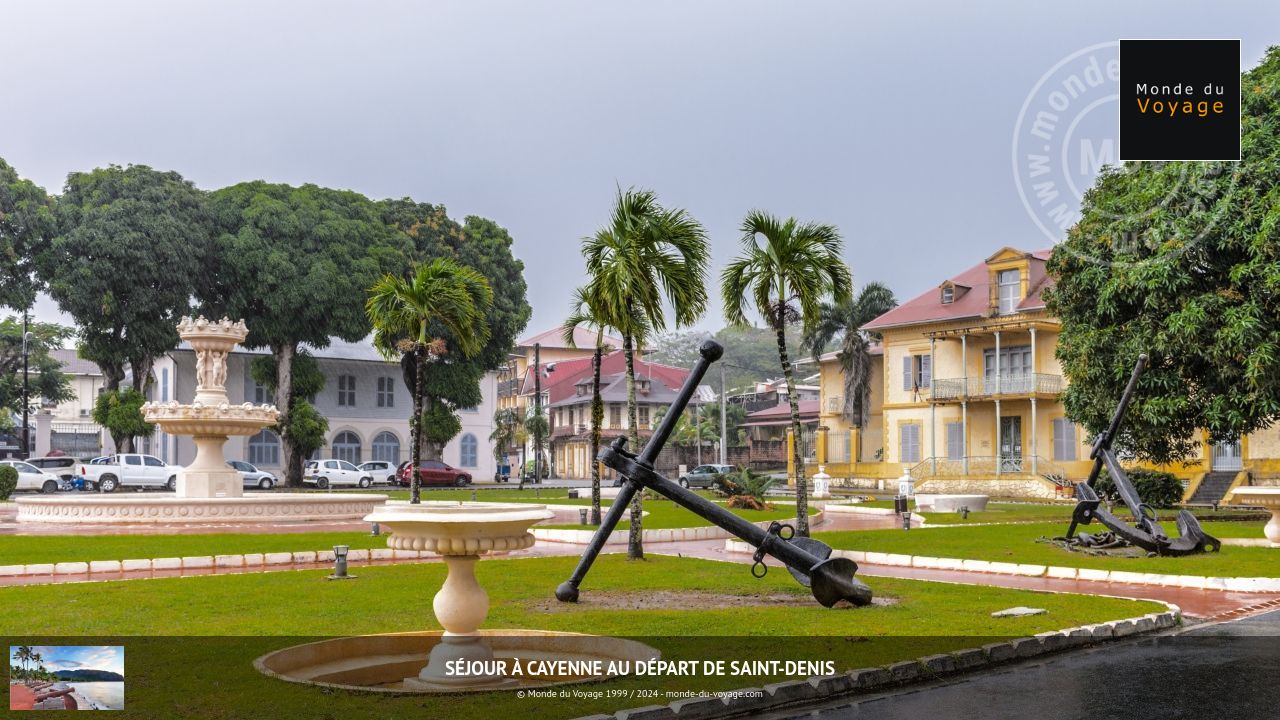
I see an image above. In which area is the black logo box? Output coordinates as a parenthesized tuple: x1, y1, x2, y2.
(1119, 39, 1240, 161)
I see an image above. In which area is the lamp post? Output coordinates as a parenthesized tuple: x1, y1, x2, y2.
(21, 312, 32, 459)
(328, 544, 355, 580)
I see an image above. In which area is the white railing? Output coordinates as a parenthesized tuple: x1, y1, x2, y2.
(908, 455, 1065, 480)
(930, 373, 1064, 401)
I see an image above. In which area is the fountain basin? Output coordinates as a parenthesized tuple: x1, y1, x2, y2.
(1226, 487, 1280, 545)
(15, 492, 387, 524)
(255, 630, 661, 694)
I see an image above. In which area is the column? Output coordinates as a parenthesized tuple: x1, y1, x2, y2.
(816, 427, 828, 466)
(961, 333, 969, 476)
(930, 337, 937, 475)
(994, 331, 1001, 478)
(961, 401, 969, 475)
(1031, 396, 1039, 475)
(786, 428, 796, 488)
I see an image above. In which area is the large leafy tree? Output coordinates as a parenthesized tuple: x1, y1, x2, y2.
(1047, 48, 1280, 464)
(201, 182, 411, 485)
(42, 164, 209, 400)
(93, 388, 155, 454)
(0, 317, 73, 429)
(802, 281, 897, 456)
(379, 200, 530, 461)
(582, 187, 708, 560)
(562, 285, 619, 525)
(0, 158, 55, 312)
(367, 258, 492, 504)
(250, 352, 329, 464)
(722, 211, 852, 536)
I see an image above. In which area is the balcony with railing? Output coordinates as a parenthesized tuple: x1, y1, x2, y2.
(908, 455, 1069, 483)
(929, 373, 1063, 402)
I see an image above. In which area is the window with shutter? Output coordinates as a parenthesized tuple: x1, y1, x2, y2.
(919, 355, 931, 388)
(946, 421, 964, 460)
(902, 355, 913, 390)
(1053, 418, 1077, 461)
(899, 424, 921, 463)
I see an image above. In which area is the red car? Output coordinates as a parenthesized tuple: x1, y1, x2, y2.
(397, 460, 473, 487)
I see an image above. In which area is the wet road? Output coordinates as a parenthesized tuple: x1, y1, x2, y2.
(770, 610, 1280, 720)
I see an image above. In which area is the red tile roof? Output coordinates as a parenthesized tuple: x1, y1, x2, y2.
(862, 247, 1053, 331)
(743, 399, 820, 425)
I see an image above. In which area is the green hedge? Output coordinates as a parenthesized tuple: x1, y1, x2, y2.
(0, 464, 17, 501)
(1095, 467, 1183, 508)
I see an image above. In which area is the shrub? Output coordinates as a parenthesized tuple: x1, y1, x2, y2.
(714, 468, 776, 511)
(0, 464, 17, 501)
(1094, 467, 1183, 508)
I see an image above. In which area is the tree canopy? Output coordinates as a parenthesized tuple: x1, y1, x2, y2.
(0, 317, 73, 428)
(0, 158, 55, 312)
(41, 164, 209, 391)
(1046, 47, 1280, 464)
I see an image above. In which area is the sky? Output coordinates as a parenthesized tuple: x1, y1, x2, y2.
(9, 645, 125, 676)
(3, 1, 1276, 337)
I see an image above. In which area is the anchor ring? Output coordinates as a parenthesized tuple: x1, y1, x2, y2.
(751, 561, 768, 578)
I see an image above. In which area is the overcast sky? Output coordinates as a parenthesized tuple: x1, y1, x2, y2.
(4, 1, 1276, 337)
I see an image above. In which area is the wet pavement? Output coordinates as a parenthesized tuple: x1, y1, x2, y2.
(767, 609, 1280, 720)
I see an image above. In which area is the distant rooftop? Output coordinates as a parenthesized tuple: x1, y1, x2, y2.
(517, 325, 623, 351)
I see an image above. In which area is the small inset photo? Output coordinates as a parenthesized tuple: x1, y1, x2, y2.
(9, 646, 124, 711)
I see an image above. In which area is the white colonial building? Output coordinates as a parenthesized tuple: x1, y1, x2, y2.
(46, 339, 499, 481)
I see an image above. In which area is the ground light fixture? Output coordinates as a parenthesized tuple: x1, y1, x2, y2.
(902, 510, 913, 531)
(328, 544, 355, 580)
(579, 508, 589, 525)
(961, 505, 970, 520)
(370, 522, 380, 536)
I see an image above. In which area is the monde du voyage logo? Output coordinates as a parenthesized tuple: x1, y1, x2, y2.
(1120, 39, 1241, 161)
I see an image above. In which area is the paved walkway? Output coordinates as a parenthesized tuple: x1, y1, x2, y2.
(763, 608, 1280, 719)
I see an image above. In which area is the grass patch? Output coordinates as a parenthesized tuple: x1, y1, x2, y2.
(854, 500, 1265, 526)
(817, 521, 1276, 576)
(0, 531, 386, 565)
(0, 555, 1162, 719)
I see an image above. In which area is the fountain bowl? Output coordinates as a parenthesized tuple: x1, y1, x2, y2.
(1226, 487, 1280, 545)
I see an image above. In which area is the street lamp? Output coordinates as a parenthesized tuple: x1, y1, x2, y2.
(327, 544, 355, 580)
(21, 312, 33, 459)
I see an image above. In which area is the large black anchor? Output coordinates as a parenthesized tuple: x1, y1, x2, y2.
(555, 340, 873, 608)
(1063, 354, 1220, 556)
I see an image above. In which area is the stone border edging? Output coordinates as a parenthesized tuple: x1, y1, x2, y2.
(0, 547, 431, 579)
(577, 606, 1181, 720)
(723, 539, 1280, 592)
(534, 510, 825, 546)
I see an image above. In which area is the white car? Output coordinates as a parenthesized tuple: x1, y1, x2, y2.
(303, 459, 373, 489)
(358, 460, 398, 485)
(79, 454, 181, 492)
(227, 460, 276, 490)
(1, 459, 62, 494)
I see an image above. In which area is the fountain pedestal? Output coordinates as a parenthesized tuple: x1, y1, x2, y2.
(363, 501, 553, 690)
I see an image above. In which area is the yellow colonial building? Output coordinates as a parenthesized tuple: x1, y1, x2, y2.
(810, 246, 1280, 501)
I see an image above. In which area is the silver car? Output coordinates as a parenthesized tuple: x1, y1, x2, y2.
(678, 463, 735, 489)
(358, 460, 398, 485)
(227, 460, 276, 490)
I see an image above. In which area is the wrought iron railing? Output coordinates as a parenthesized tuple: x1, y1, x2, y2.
(930, 373, 1064, 401)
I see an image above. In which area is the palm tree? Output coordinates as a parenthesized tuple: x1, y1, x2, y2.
(367, 258, 493, 504)
(582, 187, 709, 559)
(562, 286, 618, 525)
(15, 646, 32, 682)
(802, 282, 897, 460)
(489, 408, 520, 473)
(722, 210, 852, 537)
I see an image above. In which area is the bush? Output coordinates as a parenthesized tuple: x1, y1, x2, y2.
(0, 464, 17, 501)
(712, 468, 776, 511)
(1094, 467, 1183, 508)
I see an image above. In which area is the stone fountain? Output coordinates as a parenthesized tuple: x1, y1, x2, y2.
(16, 317, 387, 525)
(1226, 487, 1280, 546)
(255, 501, 659, 693)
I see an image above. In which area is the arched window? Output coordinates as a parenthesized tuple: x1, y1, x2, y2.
(460, 433, 478, 468)
(248, 429, 281, 467)
(332, 431, 362, 464)
(371, 431, 400, 464)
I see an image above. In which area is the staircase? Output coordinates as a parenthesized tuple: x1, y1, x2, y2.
(1188, 471, 1239, 505)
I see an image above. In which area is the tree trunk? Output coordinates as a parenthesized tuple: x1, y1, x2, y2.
(410, 346, 426, 504)
(274, 342, 304, 487)
(130, 355, 155, 397)
(590, 344, 603, 525)
(623, 334, 643, 560)
(776, 320, 810, 537)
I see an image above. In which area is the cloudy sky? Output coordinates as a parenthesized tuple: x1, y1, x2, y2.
(9, 645, 124, 675)
(3, 1, 1276, 336)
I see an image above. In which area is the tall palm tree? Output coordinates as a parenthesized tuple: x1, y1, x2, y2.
(722, 211, 852, 537)
(562, 285, 618, 526)
(367, 258, 493, 504)
(15, 646, 32, 682)
(802, 282, 897, 460)
(582, 187, 709, 559)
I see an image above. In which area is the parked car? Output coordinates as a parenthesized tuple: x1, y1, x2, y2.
(678, 463, 735, 489)
(0, 459, 62, 494)
(23, 456, 79, 481)
(358, 460, 398, 485)
(397, 460, 472, 487)
(304, 459, 374, 489)
(78, 454, 180, 492)
(227, 460, 275, 490)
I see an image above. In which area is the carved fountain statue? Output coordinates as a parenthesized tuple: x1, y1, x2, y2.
(16, 317, 387, 525)
(142, 316, 280, 498)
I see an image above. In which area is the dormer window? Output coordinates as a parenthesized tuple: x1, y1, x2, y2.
(941, 286, 954, 304)
(997, 269, 1021, 314)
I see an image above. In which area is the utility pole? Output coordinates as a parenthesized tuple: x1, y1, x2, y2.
(719, 362, 727, 465)
(533, 342, 542, 484)
(21, 311, 31, 459)
(694, 397, 702, 466)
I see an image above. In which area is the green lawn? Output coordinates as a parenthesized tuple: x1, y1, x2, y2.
(854, 500, 1266, 526)
(541, 497, 799, 530)
(0, 531, 387, 565)
(817, 521, 1277, 577)
(0, 554, 1164, 719)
